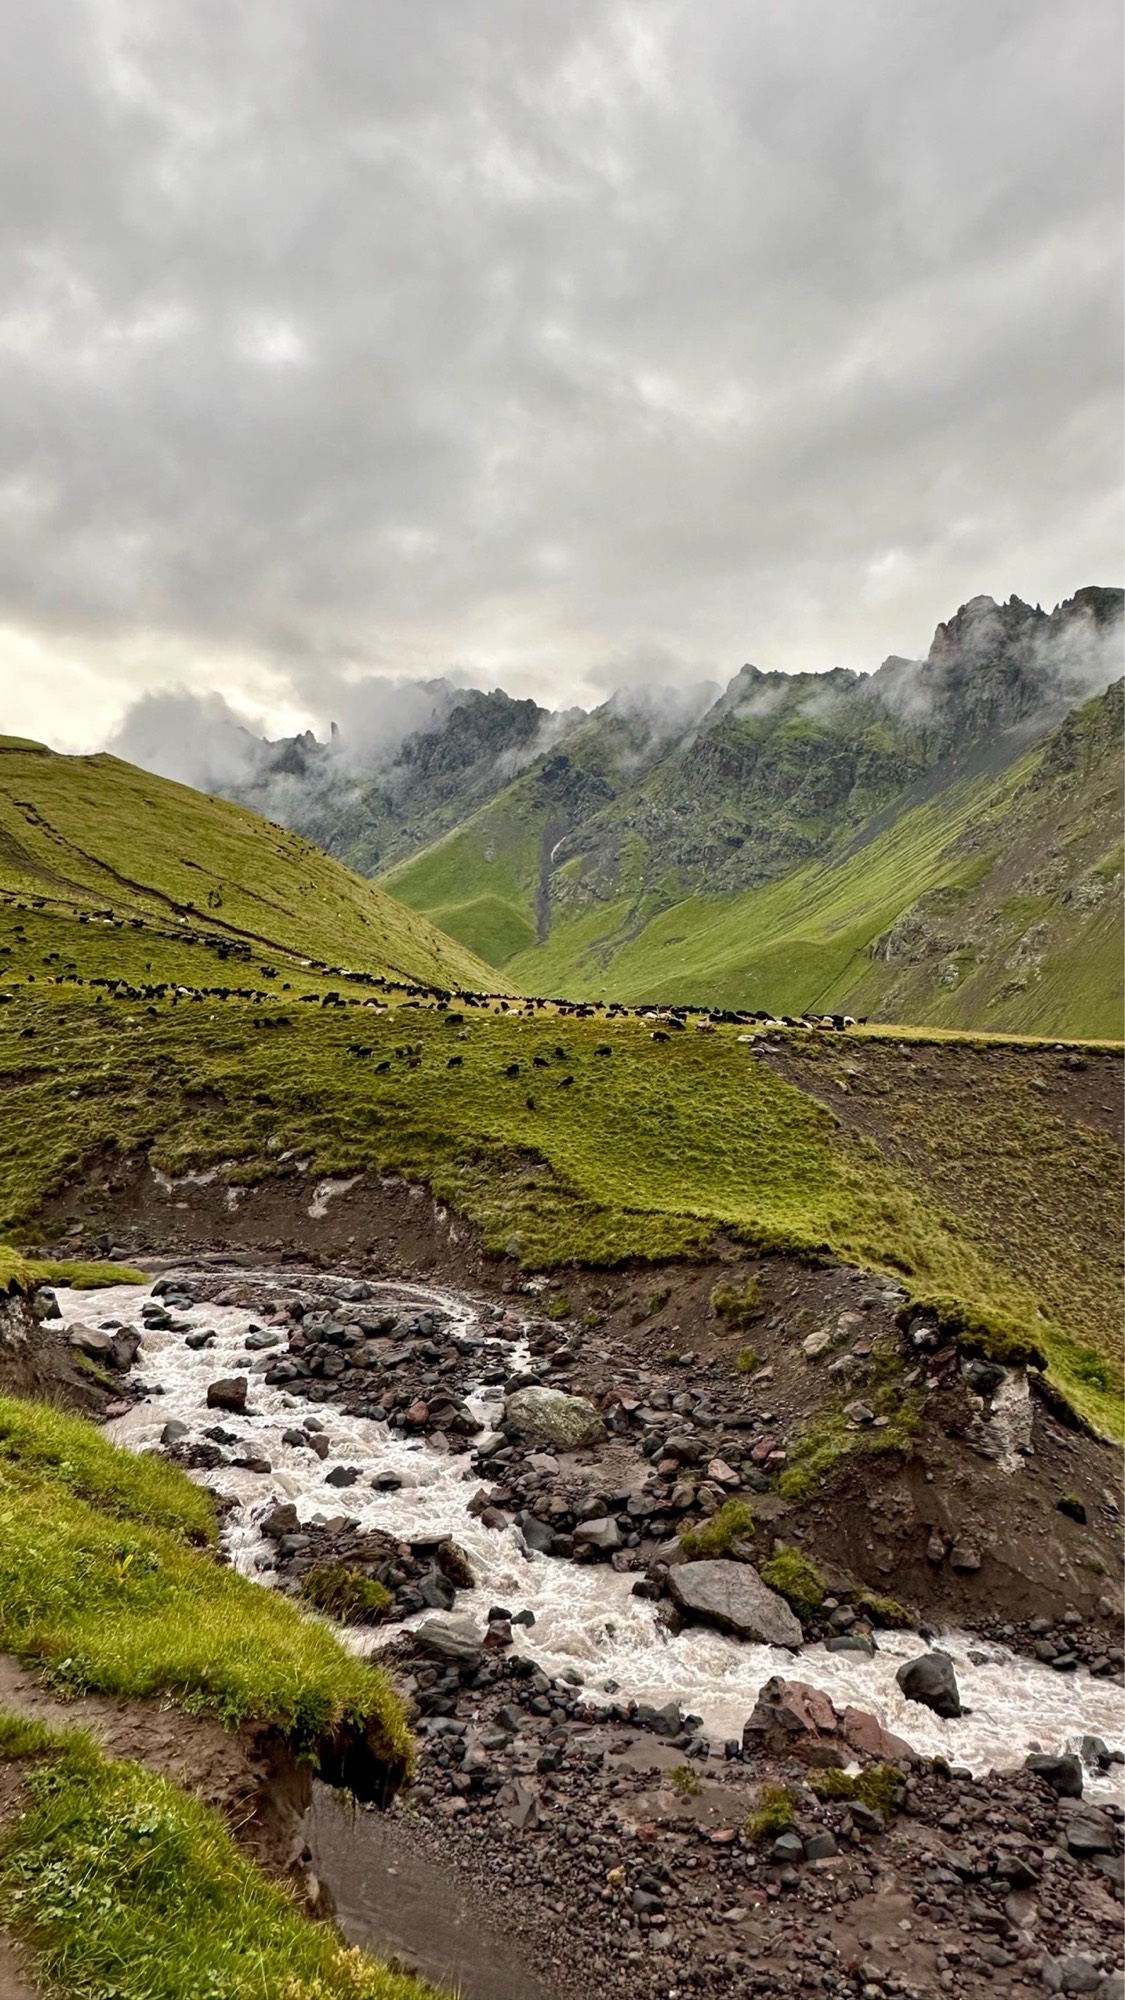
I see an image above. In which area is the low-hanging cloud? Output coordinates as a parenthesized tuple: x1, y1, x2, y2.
(1, 0, 1120, 748)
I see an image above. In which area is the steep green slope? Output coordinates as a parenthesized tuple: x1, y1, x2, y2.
(501, 683, 1124, 1039)
(381, 591, 1123, 1034)
(0, 737, 512, 996)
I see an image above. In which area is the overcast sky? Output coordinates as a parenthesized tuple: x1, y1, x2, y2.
(1, 0, 1121, 751)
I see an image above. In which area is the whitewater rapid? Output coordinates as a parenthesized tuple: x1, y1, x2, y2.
(85, 1275, 1123, 1784)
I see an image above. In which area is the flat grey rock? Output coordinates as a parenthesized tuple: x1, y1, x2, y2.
(668, 1560, 803, 1647)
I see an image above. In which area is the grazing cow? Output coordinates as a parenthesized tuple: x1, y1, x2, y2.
(505, 1063, 520, 1078)
(447, 1055, 463, 1068)
(594, 1044, 611, 1056)
(533, 1055, 549, 1068)
(652, 1029, 669, 1042)
(558, 1075, 574, 1088)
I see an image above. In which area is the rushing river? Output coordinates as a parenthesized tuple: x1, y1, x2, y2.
(88, 1273, 1123, 1784)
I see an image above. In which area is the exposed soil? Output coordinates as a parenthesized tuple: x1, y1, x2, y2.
(21, 1151, 1125, 1655)
(0, 1290, 126, 1419)
(0, 1654, 311, 1874)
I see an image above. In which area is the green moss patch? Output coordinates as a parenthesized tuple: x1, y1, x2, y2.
(679, 1498, 754, 1558)
(759, 1545, 826, 1621)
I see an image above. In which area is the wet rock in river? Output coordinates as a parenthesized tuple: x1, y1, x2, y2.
(205, 1376, 248, 1413)
(1026, 1751, 1084, 1798)
(896, 1648, 962, 1718)
(668, 1559, 803, 1647)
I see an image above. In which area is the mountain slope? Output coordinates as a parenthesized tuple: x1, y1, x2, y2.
(225, 686, 559, 879)
(381, 591, 1123, 1032)
(496, 681, 1123, 1038)
(0, 738, 511, 996)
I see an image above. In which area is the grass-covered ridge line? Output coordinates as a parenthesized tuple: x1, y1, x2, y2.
(0, 1393, 411, 1752)
(1, 973, 1119, 1430)
(0, 1716, 433, 2000)
(0, 735, 511, 995)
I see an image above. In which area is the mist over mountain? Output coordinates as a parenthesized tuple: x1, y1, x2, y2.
(112, 588, 1122, 888)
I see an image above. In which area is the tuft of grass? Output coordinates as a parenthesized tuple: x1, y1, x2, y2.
(300, 1566, 393, 1626)
(807, 1763, 902, 1817)
(779, 1392, 923, 1501)
(544, 1294, 572, 1321)
(0, 1394, 217, 1543)
(0, 1247, 145, 1295)
(679, 1498, 754, 1558)
(0, 1399, 410, 1758)
(733, 1346, 758, 1374)
(759, 1545, 826, 1621)
(668, 1763, 703, 1799)
(854, 1590, 913, 1628)
(0, 1719, 435, 2000)
(746, 1784, 796, 1842)
(710, 1274, 763, 1329)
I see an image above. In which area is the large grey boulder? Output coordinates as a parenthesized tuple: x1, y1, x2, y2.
(504, 1386, 606, 1451)
(413, 1618, 484, 1667)
(668, 1560, 803, 1647)
(895, 1650, 962, 1718)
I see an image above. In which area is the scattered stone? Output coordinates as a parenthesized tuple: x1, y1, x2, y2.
(503, 1386, 607, 1450)
(895, 1649, 962, 1718)
(205, 1377, 247, 1413)
(1026, 1752, 1083, 1798)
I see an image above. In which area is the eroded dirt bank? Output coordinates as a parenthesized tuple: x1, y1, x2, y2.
(23, 1152, 1124, 1650)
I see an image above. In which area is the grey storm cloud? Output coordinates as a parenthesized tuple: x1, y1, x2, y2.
(0, 0, 1120, 747)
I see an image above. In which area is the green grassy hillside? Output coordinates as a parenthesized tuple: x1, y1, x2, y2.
(1, 968, 1119, 1431)
(388, 683, 1124, 1039)
(0, 737, 511, 996)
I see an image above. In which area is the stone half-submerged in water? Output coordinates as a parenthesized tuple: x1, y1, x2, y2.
(503, 1385, 607, 1451)
(668, 1559, 803, 1648)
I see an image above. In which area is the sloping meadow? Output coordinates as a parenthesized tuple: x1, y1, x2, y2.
(2, 976, 1119, 1434)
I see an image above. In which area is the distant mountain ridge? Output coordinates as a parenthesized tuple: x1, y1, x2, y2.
(192, 587, 1123, 1033)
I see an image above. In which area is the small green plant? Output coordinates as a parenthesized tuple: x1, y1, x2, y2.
(668, 1763, 702, 1798)
(746, 1783, 795, 1842)
(733, 1346, 758, 1374)
(647, 1287, 671, 1316)
(544, 1294, 572, 1321)
(854, 1590, 912, 1628)
(710, 1274, 763, 1330)
(759, 1545, 826, 1621)
(299, 1566, 392, 1626)
(807, 1762, 902, 1817)
(868, 1342, 902, 1384)
(679, 1498, 754, 1558)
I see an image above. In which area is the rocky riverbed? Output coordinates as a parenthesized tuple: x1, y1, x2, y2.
(53, 1260, 1125, 2000)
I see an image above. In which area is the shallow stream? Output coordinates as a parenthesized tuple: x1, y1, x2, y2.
(90, 1274, 1123, 1777)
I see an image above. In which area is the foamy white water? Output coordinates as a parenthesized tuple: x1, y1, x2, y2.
(84, 1277, 1124, 1784)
